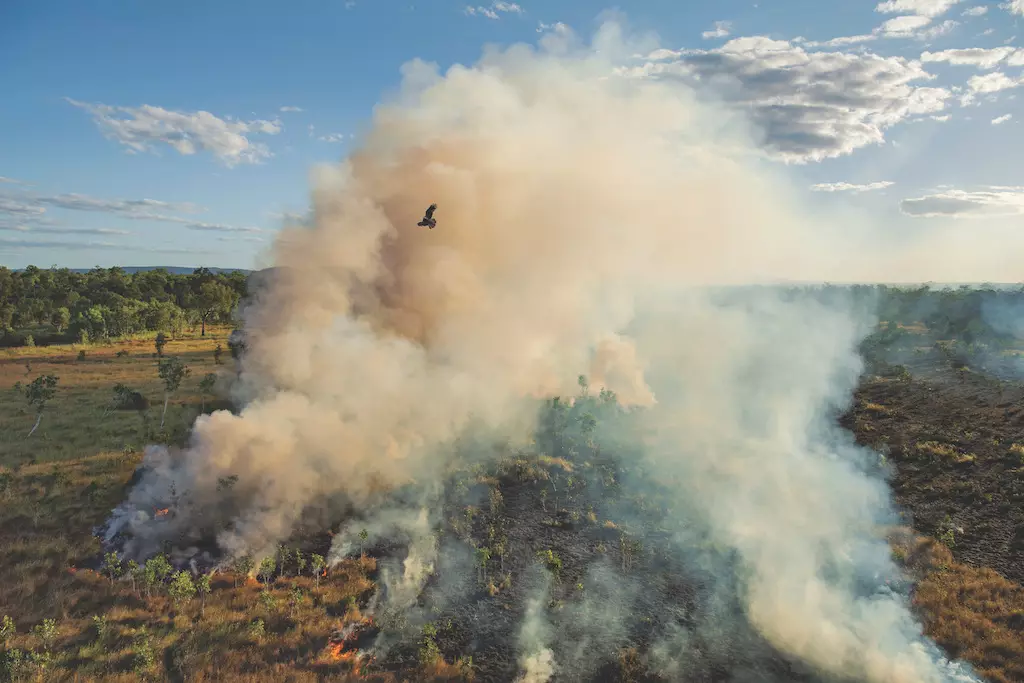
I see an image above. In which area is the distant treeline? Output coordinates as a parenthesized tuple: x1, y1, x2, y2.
(0, 266, 249, 347)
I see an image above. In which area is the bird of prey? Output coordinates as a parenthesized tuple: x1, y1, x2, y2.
(417, 203, 437, 229)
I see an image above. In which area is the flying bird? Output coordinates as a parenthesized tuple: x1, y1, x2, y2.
(417, 203, 437, 229)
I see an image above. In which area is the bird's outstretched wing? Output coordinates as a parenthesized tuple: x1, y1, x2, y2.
(424, 203, 437, 220)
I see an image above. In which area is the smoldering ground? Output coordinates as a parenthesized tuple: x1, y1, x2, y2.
(100, 18, 986, 683)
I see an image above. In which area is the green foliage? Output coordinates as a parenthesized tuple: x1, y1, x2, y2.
(247, 618, 265, 640)
(18, 375, 58, 414)
(103, 552, 122, 584)
(167, 570, 197, 610)
(233, 554, 255, 587)
(0, 265, 249, 348)
(132, 628, 155, 674)
(419, 622, 443, 668)
(0, 615, 14, 645)
(257, 556, 275, 586)
(154, 332, 168, 357)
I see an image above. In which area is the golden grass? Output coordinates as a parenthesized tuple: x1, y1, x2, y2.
(892, 533, 1024, 683)
(0, 330, 449, 681)
(914, 440, 977, 464)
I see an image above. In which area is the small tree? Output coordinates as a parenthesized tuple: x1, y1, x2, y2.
(233, 554, 255, 587)
(155, 332, 168, 357)
(157, 357, 190, 428)
(198, 372, 217, 413)
(103, 552, 123, 585)
(196, 573, 212, 617)
(214, 343, 223, 365)
(18, 374, 59, 437)
(258, 556, 275, 587)
(295, 551, 307, 576)
(167, 570, 196, 613)
(310, 554, 325, 590)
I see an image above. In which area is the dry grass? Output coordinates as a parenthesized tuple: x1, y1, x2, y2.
(0, 330, 448, 682)
(2, 332, 1021, 681)
(892, 532, 1024, 683)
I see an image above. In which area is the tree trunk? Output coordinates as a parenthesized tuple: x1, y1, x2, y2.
(161, 394, 169, 428)
(27, 412, 43, 437)
(201, 317, 206, 336)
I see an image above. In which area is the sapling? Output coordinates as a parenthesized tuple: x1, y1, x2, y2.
(198, 372, 216, 412)
(18, 374, 59, 437)
(310, 554, 325, 590)
(157, 357, 190, 428)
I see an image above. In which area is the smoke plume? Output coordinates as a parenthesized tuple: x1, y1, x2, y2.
(103, 18, 985, 682)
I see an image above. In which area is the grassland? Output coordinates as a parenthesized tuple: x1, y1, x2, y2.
(2, 328, 1024, 681)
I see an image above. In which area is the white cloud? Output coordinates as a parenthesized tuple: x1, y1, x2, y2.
(876, 0, 962, 17)
(537, 21, 569, 34)
(921, 47, 1017, 68)
(279, 106, 304, 113)
(66, 98, 282, 166)
(962, 5, 988, 14)
(992, 113, 1014, 124)
(317, 132, 348, 143)
(810, 181, 896, 192)
(879, 15, 934, 33)
(625, 38, 951, 163)
(0, 176, 25, 184)
(968, 70, 1021, 92)
(1002, 0, 1024, 15)
(702, 21, 733, 40)
(901, 186, 1024, 216)
(465, 1, 523, 19)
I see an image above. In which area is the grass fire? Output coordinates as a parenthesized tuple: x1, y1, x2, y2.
(3, 16, 1024, 683)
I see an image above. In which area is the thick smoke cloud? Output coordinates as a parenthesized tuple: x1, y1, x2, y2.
(103, 18, 983, 683)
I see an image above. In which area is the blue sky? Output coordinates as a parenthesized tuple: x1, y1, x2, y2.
(1, 0, 1023, 271)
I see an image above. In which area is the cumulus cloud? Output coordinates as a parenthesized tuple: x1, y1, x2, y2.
(702, 21, 732, 40)
(464, 1, 523, 19)
(962, 5, 988, 14)
(876, 0, 962, 16)
(810, 181, 895, 192)
(66, 98, 282, 166)
(960, 70, 1022, 103)
(622, 37, 951, 162)
(992, 113, 1013, 124)
(901, 186, 1024, 216)
(921, 47, 1018, 68)
(1002, 0, 1024, 15)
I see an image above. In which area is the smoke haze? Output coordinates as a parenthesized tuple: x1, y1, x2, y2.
(103, 18, 987, 682)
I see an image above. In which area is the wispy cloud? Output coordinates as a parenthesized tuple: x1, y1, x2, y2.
(921, 47, 1019, 68)
(962, 5, 988, 15)
(0, 190, 264, 234)
(702, 21, 733, 40)
(465, 1, 523, 19)
(901, 186, 1024, 217)
(0, 220, 131, 236)
(992, 113, 1013, 124)
(279, 106, 304, 113)
(876, 0, 962, 17)
(0, 236, 202, 253)
(810, 181, 896, 193)
(65, 98, 282, 166)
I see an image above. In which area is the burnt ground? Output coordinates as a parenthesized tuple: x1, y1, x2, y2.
(841, 354, 1024, 586)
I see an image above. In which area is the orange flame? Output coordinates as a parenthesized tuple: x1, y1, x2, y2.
(154, 508, 170, 517)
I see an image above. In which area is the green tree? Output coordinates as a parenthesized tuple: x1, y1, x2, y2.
(194, 280, 237, 336)
(167, 570, 196, 612)
(51, 307, 70, 333)
(157, 357, 190, 428)
(18, 374, 59, 437)
(198, 372, 217, 412)
(310, 554, 325, 590)
(196, 573, 212, 616)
